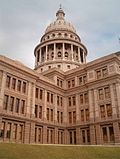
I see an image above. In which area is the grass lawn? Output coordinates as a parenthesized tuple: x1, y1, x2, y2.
(0, 143, 120, 159)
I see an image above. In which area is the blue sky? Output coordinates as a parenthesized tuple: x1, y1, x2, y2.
(0, 0, 120, 68)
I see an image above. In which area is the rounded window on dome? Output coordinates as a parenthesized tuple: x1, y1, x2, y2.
(47, 35, 50, 39)
(58, 33, 62, 37)
(58, 51, 62, 57)
(64, 33, 68, 37)
(52, 33, 55, 38)
(70, 34, 73, 38)
(75, 37, 78, 40)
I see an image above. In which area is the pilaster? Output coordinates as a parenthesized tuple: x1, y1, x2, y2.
(0, 71, 6, 112)
(113, 122, 120, 144)
(110, 84, 117, 118)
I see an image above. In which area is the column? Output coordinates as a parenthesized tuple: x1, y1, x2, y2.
(43, 126, 47, 144)
(71, 44, 74, 61)
(29, 122, 35, 144)
(90, 125, 96, 145)
(115, 83, 120, 117)
(63, 97, 67, 124)
(35, 52, 38, 67)
(63, 43, 65, 60)
(110, 84, 117, 118)
(94, 89, 99, 122)
(26, 82, 32, 117)
(89, 89, 95, 122)
(31, 83, 35, 118)
(39, 48, 41, 63)
(83, 52, 85, 64)
(43, 90, 47, 121)
(24, 122, 30, 144)
(10, 123, 14, 142)
(95, 124, 102, 144)
(76, 94, 80, 123)
(76, 127, 80, 144)
(54, 43, 56, 60)
(113, 122, 120, 144)
(0, 71, 6, 112)
(45, 45, 48, 62)
(78, 46, 80, 62)
(64, 129, 69, 144)
(54, 94, 57, 124)
(54, 127, 58, 144)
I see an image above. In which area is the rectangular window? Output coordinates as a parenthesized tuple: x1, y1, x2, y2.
(102, 67, 108, 77)
(96, 70, 101, 79)
(22, 82, 26, 93)
(87, 129, 90, 143)
(83, 75, 87, 84)
(0, 122, 5, 138)
(72, 80, 75, 87)
(60, 81, 63, 87)
(6, 123, 11, 139)
(80, 94, 84, 104)
(100, 105, 105, 118)
(57, 96, 59, 106)
(6, 75, 11, 88)
(17, 80, 21, 91)
(68, 97, 71, 106)
(73, 96, 76, 106)
(106, 104, 112, 117)
(57, 111, 59, 123)
(3, 95, 9, 110)
(21, 100, 25, 114)
(13, 124, 17, 140)
(104, 87, 110, 99)
(35, 105, 38, 118)
(57, 79, 59, 86)
(98, 89, 104, 100)
(60, 97, 63, 106)
(51, 109, 53, 121)
(84, 93, 88, 103)
(12, 78, 16, 90)
(109, 126, 114, 142)
(51, 94, 53, 103)
(102, 127, 108, 143)
(69, 112, 72, 123)
(68, 81, 71, 88)
(47, 108, 49, 121)
(47, 92, 49, 102)
(39, 106, 42, 119)
(19, 125, 23, 141)
(35, 88, 39, 98)
(40, 89, 43, 100)
(81, 110, 84, 122)
(79, 77, 83, 85)
(73, 111, 76, 123)
(85, 109, 89, 121)
(82, 130, 85, 143)
(15, 98, 20, 113)
(10, 96, 14, 111)
(61, 112, 63, 123)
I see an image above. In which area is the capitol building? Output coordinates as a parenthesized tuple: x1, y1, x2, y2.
(0, 7, 120, 145)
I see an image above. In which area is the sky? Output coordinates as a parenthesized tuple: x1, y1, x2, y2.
(0, 0, 120, 68)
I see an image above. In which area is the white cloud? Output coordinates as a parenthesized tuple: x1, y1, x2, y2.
(0, 0, 120, 68)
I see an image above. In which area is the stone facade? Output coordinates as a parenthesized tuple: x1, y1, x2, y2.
(0, 8, 120, 145)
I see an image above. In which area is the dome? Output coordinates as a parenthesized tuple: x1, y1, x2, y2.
(45, 7, 76, 34)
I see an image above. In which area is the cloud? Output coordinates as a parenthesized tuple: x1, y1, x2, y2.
(0, 0, 120, 68)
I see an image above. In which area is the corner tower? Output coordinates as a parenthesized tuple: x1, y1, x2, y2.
(34, 7, 88, 72)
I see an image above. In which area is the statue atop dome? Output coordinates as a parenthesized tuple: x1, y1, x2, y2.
(56, 5, 65, 20)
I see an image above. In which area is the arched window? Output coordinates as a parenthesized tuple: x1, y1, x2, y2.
(58, 51, 62, 57)
(65, 52, 68, 57)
